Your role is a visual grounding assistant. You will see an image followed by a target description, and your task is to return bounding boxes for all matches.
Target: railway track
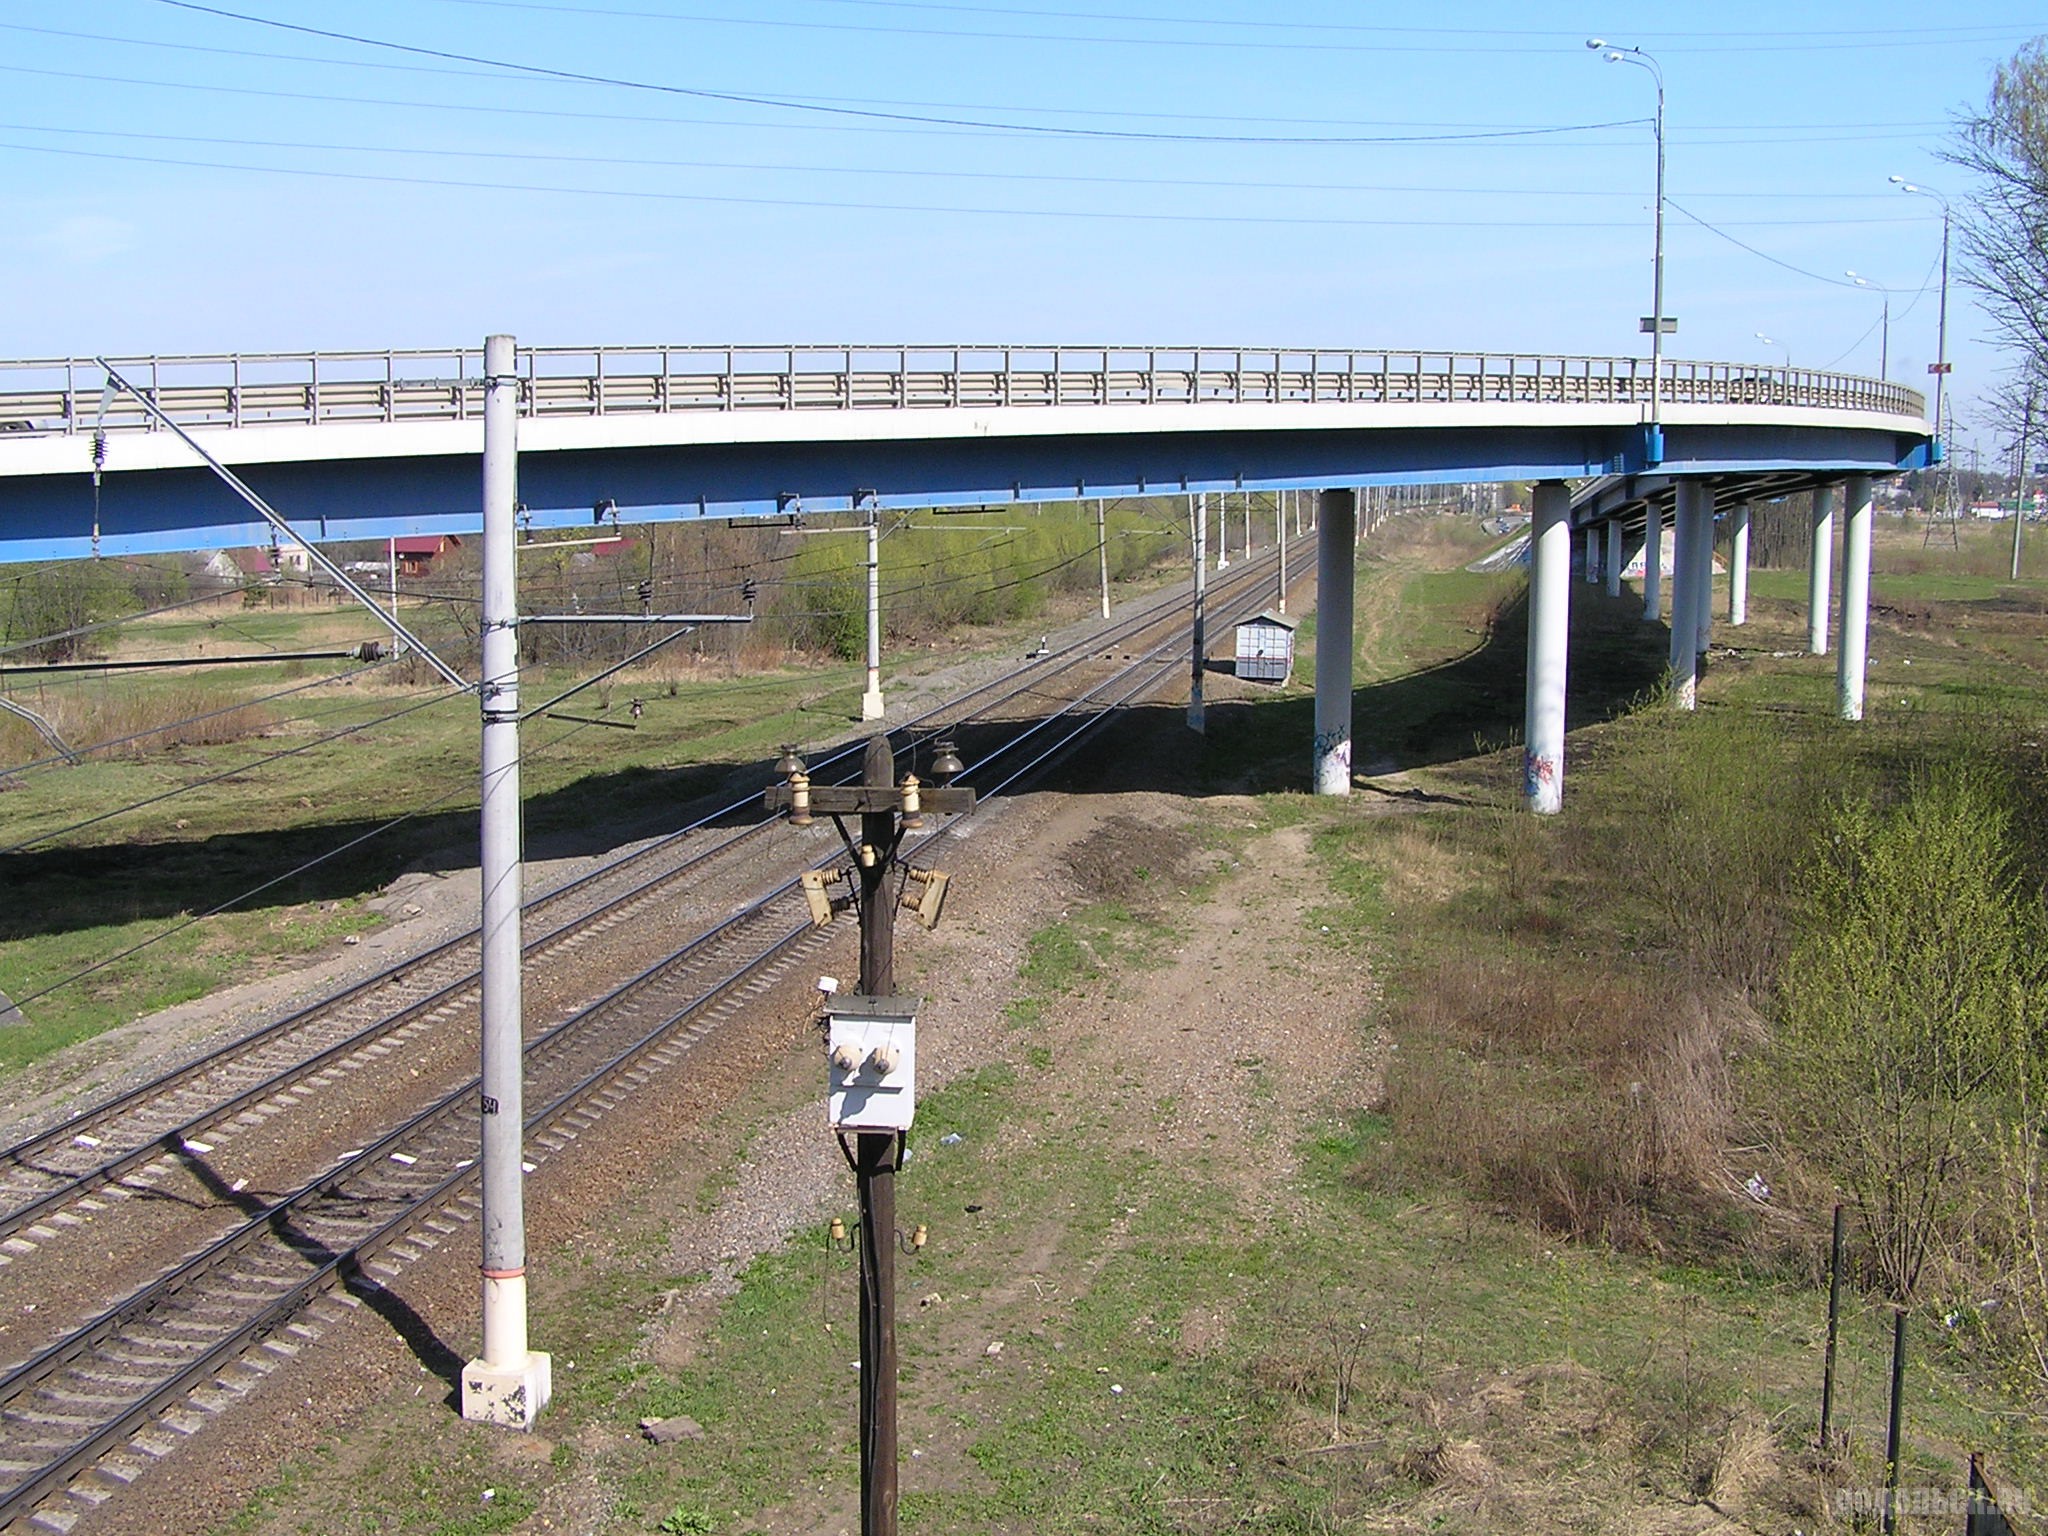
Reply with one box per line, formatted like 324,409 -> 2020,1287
0,548 -> 1298,1530
0,559 -> 1246,1253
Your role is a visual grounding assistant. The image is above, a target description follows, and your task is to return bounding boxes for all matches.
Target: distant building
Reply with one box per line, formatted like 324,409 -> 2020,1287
392,534 -> 463,577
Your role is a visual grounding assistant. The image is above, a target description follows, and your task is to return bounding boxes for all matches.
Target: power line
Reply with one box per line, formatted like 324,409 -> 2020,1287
140,0 -> 1649,143
369,0 -> 2048,56
0,685 -> 469,858
0,62 -> 1939,150
0,652 -> 686,1016
0,658 -> 403,778
0,120 -> 1927,202
0,579 -> 275,661
0,140 -> 1935,230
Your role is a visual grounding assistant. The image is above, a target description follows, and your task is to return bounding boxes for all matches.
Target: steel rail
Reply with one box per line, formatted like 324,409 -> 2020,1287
0,542 -> 1293,1526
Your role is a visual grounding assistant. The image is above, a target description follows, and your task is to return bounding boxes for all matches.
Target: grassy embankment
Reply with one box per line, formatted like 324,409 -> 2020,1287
218,514 -> 2045,1535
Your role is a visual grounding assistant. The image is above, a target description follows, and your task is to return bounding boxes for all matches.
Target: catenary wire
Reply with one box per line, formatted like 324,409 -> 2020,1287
140,0 -> 1651,143
0,685 -> 469,858
0,121 -> 1931,203
0,141 -> 1938,230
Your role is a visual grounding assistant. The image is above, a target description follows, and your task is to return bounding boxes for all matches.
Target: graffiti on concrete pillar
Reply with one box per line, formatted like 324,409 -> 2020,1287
1313,730 -> 1351,785
1523,750 -> 1558,800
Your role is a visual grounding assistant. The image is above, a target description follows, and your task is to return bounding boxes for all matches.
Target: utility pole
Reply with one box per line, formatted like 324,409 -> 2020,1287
1215,489 -> 1229,569
766,739 -> 970,1536
854,735 -> 900,1536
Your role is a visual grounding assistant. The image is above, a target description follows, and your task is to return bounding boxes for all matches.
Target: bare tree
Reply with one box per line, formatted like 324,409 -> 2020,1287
1946,41 -> 2048,372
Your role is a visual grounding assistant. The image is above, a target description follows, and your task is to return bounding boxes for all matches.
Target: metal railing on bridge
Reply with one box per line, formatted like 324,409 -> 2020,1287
0,346 -> 1925,438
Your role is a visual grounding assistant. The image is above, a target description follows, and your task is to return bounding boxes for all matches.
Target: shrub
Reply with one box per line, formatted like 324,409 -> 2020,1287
1765,769 -> 2048,1303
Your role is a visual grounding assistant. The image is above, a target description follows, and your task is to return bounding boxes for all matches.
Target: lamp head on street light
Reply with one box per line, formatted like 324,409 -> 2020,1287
1888,174 -> 1906,185
1586,37 -> 1607,48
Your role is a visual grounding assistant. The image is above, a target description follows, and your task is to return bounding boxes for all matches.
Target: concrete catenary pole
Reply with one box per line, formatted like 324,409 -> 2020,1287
1523,481 -> 1571,813
1808,484 -> 1836,655
387,536 -> 404,656
861,505 -> 885,720
1729,501 -> 1751,625
461,333 -> 552,1429
1642,500 -> 1664,622
1313,488 -> 1356,795
1188,493 -> 1206,733
1275,490 -> 1288,614
1215,489 -> 1229,569
1838,474 -> 1873,721
1095,498 -> 1111,619
1604,519 -> 1624,599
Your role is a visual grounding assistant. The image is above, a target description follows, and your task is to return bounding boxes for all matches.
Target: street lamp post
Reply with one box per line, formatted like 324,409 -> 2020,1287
1755,332 -> 1791,370
1846,271 -> 1892,379
1589,39 -> 1667,438
1891,176 -> 1952,441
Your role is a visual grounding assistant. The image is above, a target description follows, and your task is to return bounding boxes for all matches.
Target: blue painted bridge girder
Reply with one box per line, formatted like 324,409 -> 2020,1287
0,416 -> 1930,562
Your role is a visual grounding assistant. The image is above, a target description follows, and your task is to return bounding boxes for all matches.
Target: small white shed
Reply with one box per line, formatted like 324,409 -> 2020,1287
1234,610 -> 1297,684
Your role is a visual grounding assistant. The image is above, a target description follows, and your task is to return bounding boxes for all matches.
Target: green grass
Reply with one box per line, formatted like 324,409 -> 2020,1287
0,615 -> 1073,1078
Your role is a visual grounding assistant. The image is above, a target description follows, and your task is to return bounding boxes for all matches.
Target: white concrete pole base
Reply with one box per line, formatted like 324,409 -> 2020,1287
463,1351 -> 553,1429
464,1275 -> 552,1428
860,687 -> 886,721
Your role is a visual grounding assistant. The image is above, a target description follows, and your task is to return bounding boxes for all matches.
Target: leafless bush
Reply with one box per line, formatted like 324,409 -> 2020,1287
1379,958 -> 1743,1248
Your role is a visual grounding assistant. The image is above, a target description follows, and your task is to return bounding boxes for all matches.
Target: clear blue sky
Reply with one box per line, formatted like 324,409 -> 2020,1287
0,2 -> 2038,449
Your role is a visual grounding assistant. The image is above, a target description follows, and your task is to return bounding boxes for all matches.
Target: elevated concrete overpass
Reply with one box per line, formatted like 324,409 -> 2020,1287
0,344 -> 1927,558
0,340 -> 1936,812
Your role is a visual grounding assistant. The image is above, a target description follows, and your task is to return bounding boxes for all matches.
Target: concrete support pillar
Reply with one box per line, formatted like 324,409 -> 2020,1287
1523,481 -> 1571,814
1189,493 -> 1207,734
1667,485 -> 1702,710
1583,525 -> 1601,584
1729,501 -> 1751,626
1604,519 -> 1624,598
463,333 -> 552,1431
1808,484 -> 1836,656
1643,501 -> 1664,622
1838,475 -> 1873,721
1692,488 -> 1716,661
1313,488 -> 1356,795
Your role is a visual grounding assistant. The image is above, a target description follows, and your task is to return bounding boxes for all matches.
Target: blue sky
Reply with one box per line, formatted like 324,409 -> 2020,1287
0,2 -> 2039,450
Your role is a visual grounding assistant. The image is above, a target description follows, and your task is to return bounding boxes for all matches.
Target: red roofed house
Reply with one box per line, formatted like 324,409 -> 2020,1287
392,535 -> 463,577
